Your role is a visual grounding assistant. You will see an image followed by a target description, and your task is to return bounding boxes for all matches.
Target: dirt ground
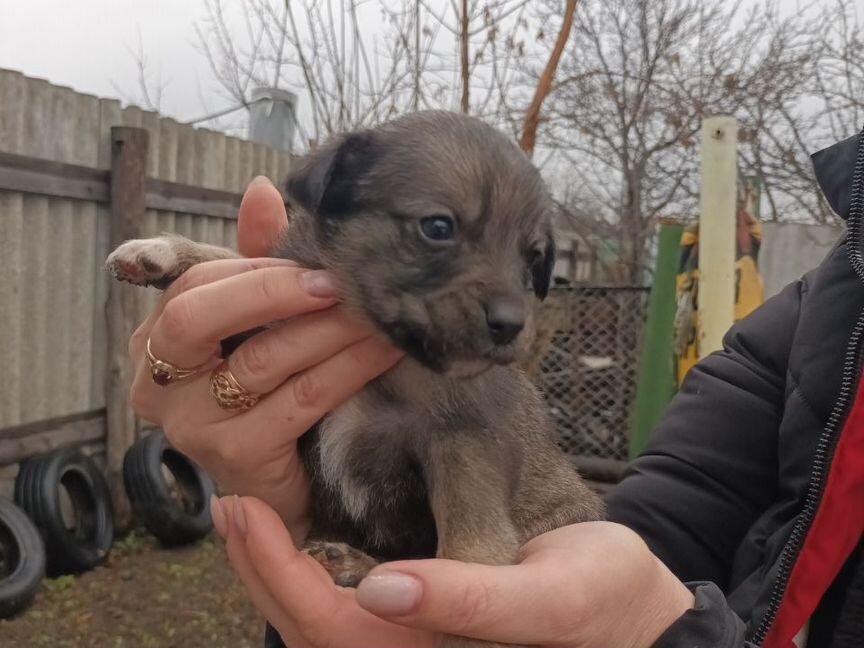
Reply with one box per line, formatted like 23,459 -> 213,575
0,530 -> 264,648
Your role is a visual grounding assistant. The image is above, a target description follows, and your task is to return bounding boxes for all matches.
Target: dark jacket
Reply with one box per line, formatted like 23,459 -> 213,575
608,130 -> 864,648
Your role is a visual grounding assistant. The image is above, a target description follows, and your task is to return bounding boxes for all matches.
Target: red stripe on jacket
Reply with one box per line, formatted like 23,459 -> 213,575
763,373 -> 864,647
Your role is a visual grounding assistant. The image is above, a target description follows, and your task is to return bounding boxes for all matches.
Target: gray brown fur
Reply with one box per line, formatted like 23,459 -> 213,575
106,111 -> 603,648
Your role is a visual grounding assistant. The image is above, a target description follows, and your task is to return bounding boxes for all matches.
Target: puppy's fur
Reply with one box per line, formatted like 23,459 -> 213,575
107,111 -> 603,648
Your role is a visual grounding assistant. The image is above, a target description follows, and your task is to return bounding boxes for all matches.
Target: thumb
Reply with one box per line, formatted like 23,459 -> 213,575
237,176 -> 289,257
355,559 -> 550,645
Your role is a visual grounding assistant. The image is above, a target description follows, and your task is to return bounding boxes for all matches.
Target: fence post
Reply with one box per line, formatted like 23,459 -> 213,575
698,116 -> 738,358
106,126 -> 149,529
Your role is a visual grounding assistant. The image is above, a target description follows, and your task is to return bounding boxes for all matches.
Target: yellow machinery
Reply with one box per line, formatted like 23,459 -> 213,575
674,177 -> 764,383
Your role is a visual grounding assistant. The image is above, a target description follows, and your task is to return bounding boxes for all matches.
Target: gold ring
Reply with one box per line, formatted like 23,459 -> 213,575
146,338 -> 205,386
209,361 -> 261,412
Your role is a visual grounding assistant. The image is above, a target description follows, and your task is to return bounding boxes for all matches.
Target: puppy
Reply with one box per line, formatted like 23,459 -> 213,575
107,111 -> 603,648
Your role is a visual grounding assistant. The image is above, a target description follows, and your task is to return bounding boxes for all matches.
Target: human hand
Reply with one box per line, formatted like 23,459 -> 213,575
214,496 -> 694,648
127,176 -> 403,540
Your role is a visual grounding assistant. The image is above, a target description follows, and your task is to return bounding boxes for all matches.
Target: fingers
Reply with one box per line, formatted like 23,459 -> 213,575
155,335 -> 402,478
225,307 -> 376,395
128,257 -> 298,360
355,559 -> 551,645
129,259 -> 337,426
148,266 -> 339,369
161,256 -> 297,304
223,497 -> 429,648
356,524 -> 658,647
242,335 -> 404,442
237,176 -> 288,257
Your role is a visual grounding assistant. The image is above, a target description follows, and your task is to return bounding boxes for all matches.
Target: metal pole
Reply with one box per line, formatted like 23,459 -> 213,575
247,86 -> 298,153
698,116 -> 737,358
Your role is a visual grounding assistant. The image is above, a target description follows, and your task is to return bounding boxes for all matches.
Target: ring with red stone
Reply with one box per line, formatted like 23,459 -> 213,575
145,337 -> 205,387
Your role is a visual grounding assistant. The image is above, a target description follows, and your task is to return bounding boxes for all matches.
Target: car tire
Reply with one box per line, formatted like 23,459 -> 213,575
14,446 -> 114,575
123,431 -> 214,547
0,497 -> 46,618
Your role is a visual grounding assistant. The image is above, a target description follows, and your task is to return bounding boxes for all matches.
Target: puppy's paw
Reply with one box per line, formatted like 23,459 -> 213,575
106,237 -> 182,287
303,541 -> 378,588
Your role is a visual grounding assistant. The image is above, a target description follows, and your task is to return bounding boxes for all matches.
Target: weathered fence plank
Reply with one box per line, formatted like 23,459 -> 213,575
48,199 -> 74,414
0,151 -> 108,201
23,78 -> 52,159
145,179 -> 242,219
71,200 -> 100,410
0,69 -> 26,154
20,195 -> 51,421
0,417 -> 105,465
0,191 -> 24,428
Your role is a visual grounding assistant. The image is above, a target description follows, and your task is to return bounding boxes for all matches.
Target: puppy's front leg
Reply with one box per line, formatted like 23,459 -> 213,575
426,436 -> 526,648
105,233 -> 240,289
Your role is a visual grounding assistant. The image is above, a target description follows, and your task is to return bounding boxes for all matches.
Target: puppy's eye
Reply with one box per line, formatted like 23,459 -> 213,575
419,215 -> 456,242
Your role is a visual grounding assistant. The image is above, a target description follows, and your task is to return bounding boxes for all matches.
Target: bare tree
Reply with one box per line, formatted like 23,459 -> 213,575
460,0 -> 471,112
121,0 -> 576,163
519,0 -> 579,158
112,28 -> 168,113
816,0 -> 864,142
190,0 -> 554,148
540,0 -> 829,282
194,0 -> 422,146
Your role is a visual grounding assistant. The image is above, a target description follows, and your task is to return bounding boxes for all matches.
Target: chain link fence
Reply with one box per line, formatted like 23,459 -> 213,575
528,286 -> 649,463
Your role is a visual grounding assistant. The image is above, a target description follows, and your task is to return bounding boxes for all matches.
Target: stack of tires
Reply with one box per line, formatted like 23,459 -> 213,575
0,431 -> 215,618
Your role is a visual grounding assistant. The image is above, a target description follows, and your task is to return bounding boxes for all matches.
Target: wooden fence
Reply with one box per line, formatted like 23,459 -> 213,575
0,69 -> 292,517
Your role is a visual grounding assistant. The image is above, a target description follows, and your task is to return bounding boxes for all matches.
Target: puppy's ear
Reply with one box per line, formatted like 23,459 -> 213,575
285,132 -> 376,220
532,230 -> 556,301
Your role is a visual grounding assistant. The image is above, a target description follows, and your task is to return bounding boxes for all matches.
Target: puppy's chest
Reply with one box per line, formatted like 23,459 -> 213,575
315,392 -> 423,522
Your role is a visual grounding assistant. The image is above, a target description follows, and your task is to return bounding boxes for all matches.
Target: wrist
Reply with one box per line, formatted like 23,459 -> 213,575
215,468 -> 311,544
633,557 -> 695,648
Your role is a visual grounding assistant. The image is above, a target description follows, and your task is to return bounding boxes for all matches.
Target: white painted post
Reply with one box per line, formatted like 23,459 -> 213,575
698,116 -> 738,358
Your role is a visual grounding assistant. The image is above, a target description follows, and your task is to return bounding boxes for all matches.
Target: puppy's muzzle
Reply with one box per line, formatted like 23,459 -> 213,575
485,295 -> 525,346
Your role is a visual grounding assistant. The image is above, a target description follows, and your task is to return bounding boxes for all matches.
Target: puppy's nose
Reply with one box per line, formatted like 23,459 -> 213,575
485,297 -> 525,346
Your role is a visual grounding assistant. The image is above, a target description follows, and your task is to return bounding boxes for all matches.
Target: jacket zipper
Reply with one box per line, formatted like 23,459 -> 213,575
752,127 -> 864,646
751,310 -> 864,644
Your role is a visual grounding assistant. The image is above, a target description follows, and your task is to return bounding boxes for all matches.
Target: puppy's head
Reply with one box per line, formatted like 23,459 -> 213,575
283,111 -> 556,377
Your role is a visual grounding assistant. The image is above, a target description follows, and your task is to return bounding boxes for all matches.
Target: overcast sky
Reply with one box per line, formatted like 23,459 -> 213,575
0,0 -> 224,122
0,0 -> 857,136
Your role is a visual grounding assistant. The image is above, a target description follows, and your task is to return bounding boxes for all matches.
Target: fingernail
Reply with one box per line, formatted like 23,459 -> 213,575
249,175 -> 272,187
355,572 -> 422,616
301,270 -> 338,298
210,494 -> 227,540
232,495 -> 248,537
